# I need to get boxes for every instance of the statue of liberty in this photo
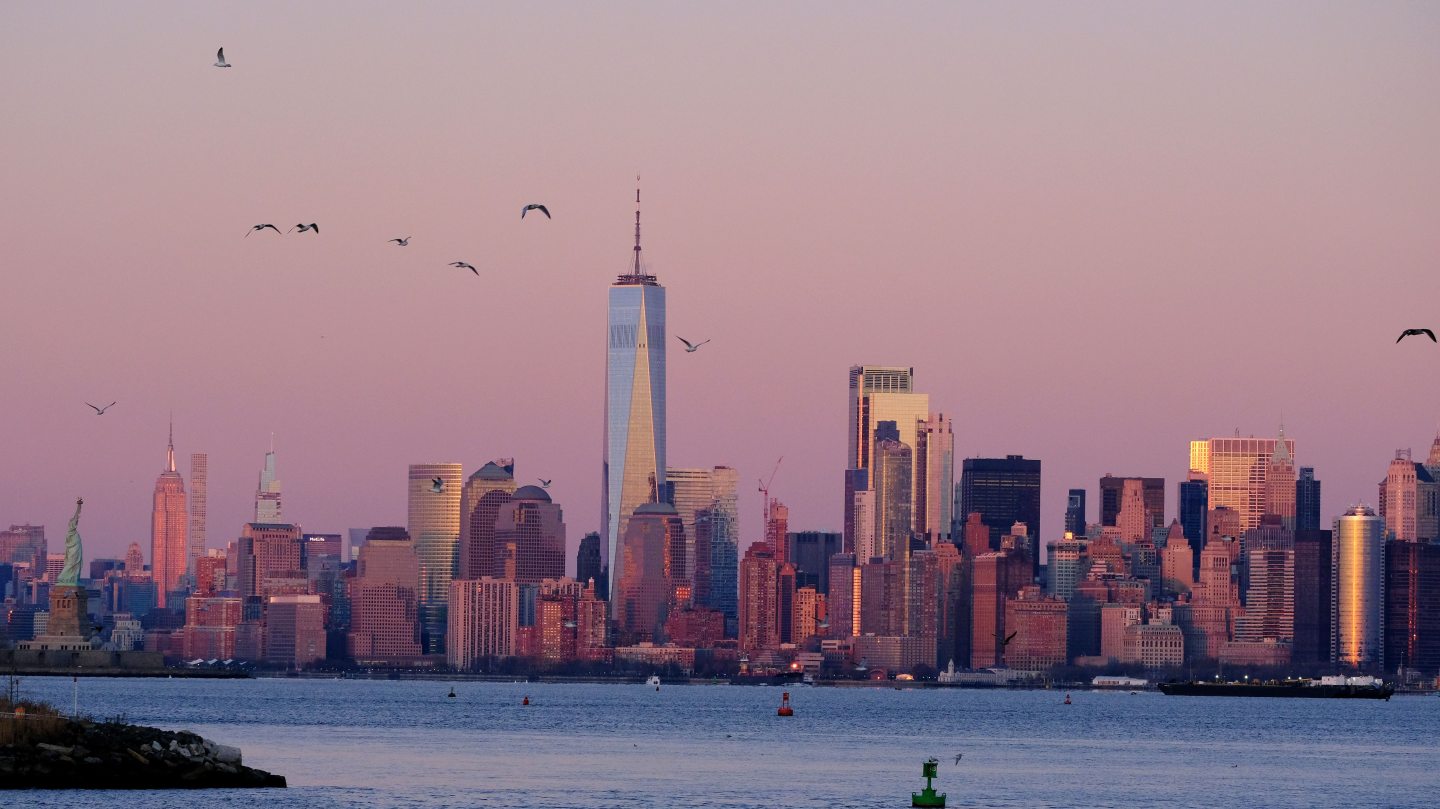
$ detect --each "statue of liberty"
[57,497,83,587]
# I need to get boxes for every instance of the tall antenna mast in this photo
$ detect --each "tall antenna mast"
[633,174,642,273]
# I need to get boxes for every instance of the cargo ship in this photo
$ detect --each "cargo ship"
[1159,675,1393,700]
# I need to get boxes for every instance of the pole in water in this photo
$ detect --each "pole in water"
[72,668,79,716]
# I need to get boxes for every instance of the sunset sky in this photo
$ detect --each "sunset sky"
[4,2,1439,562]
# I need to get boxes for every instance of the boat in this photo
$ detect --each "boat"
[646,675,661,690]
[1159,675,1393,700]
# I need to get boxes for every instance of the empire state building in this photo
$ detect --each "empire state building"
[151,422,188,607]
[603,184,666,601]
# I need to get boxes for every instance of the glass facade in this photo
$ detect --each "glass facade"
[1332,506,1384,668]
[1189,436,1295,532]
[408,462,462,654]
[604,278,666,601]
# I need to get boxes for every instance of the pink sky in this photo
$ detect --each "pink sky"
[3,2,1439,563]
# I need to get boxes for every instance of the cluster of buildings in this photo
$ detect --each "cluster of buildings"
[4,206,1440,683]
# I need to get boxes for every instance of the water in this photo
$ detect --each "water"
[10,677,1438,808]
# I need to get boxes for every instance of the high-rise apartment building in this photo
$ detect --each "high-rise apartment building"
[970,548,1029,668]
[493,485,566,584]
[604,189,666,602]
[1188,430,1295,533]
[915,414,955,544]
[150,423,188,608]
[447,577,518,668]
[1379,450,1439,542]
[1332,506,1385,669]
[188,452,207,575]
[958,456,1041,577]
[739,543,781,652]
[408,462,462,654]
[255,441,282,523]
[1098,476,1164,531]
[1064,489,1087,535]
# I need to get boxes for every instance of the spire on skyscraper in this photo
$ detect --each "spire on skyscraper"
[1273,422,1292,464]
[166,413,175,472]
[633,174,642,273]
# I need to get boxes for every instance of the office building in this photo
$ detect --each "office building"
[1177,472,1209,573]
[188,452,207,574]
[458,459,517,580]
[1384,540,1440,676]
[1293,528,1333,665]
[150,423,188,608]
[1379,450,1439,543]
[264,594,325,669]
[786,531,842,593]
[255,441,282,523]
[958,456,1041,577]
[408,462,463,654]
[493,485,566,583]
[1064,489,1087,535]
[604,188,667,601]
[577,532,604,593]
[613,502,686,644]
[349,528,421,662]
[1098,476,1164,531]
[915,414,955,544]
[1189,430,1296,532]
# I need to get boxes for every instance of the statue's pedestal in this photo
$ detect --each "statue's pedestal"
[18,585,95,651]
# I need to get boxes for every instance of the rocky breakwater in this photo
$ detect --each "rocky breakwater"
[1,709,285,789]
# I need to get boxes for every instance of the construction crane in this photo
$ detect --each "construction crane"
[758,456,783,546]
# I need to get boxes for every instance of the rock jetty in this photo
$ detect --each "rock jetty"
[1,716,285,789]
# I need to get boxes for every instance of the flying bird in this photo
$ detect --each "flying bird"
[677,336,711,353]
[245,224,281,237]
[288,223,319,234]
[954,753,963,766]
[213,47,231,68]
[1396,328,1436,344]
[430,477,444,493]
[450,261,478,275]
[538,478,552,488]
[389,237,411,246]
[995,631,1018,648]
[520,204,551,220]
[86,402,116,415]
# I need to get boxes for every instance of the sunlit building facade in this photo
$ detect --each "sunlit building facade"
[458,459,517,580]
[1188,431,1295,533]
[1332,506,1385,669]
[187,452,207,575]
[255,443,282,523]
[151,424,188,608]
[408,462,463,654]
[604,203,666,601]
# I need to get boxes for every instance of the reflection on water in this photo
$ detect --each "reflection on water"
[11,677,1439,808]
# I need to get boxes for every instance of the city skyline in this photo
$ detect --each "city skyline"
[4,3,1440,563]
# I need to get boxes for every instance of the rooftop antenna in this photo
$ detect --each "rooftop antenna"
[633,174,642,274]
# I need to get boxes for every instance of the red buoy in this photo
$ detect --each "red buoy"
[1063,693,1071,705]
[523,695,530,706]
[777,691,794,717]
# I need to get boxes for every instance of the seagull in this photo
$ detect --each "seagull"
[1396,328,1436,344]
[538,478,552,488]
[954,753,963,766]
[245,224,281,237]
[213,47,231,68]
[389,237,411,246]
[288,223,319,234]
[520,204,551,220]
[995,630,1018,648]
[677,336,711,353]
[86,402,116,415]
[450,261,478,275]
[430,477,444,493]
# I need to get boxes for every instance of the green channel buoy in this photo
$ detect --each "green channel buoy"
[912,757,946,807]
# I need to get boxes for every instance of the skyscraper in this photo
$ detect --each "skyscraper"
[604,187,666,602]
[958,456,1041,577]
[1384,540,1440,676]
[1064,489,1087,535]
[1332,505,1385,669]
[188,452,207,575]
[613,502,686,643]
[1378,449,1439,542]
[150,422,187,608]
[665,466,739,592]
[255,440,282,523]
[576,532,604,594]
[915,414,955,545]
[1178,472,1209,573]
[1264,431,1297,529]
[1296,467,1321,533]
[872,424,914,562]
[349,527,422,663]
[408,462,462,654]
[1098,476,1164,531]
[1293,528,1333,665]
[458,460,517,580]
[493,485,566,584]
[1188,429,1295,532]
